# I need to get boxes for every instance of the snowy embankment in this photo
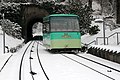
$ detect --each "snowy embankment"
[0,26,24,70]
[0,27,24,54]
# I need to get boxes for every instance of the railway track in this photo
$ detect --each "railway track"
[36,42,119,80]
[19,41,49,80]
[19,41,33,80]
[36,41,49,80]
[29,41,36,80]
[74,54,120,73]
[0,54,13,72]
[61,53,120,80]
[1,41,119,80]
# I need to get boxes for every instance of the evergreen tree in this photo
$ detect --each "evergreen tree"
[0,3,22,39]
[117,0,120,24]
[41,1,93,35]
[1,19,22,39]
[66,2,93,35]
[88,25,100,35]
[0,3,21,24]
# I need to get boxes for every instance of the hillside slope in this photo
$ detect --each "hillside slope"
[0,26,24,53]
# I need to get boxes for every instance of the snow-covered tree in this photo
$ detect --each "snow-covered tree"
[0,3,21,24]
[66,2,93,35]
[41,1,93,35]
[0,3,22,39]
[1,19,22,39]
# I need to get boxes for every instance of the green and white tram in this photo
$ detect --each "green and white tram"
[43,14,81,52]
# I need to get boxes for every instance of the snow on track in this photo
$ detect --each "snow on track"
[0,41,32,80]
[0,41,119,80]
[62,53,120,80]
[19,41,48,80]
[37,43,117,80]
[77,53,120,71]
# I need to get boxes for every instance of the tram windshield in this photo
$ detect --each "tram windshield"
[50,17,79,31]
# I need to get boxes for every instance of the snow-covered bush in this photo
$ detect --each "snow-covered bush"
[10,47,17,53]
[88,25,100,35]
[0,19,22,39]
[0,3,21,24]
[10,43,24,53]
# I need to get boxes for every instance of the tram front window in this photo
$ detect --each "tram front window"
[51,17,79,31]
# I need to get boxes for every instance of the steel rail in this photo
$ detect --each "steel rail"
[61,54,115,80]
[74,54,120,73]
[19,41,33,80]
[0,54,13,72]
[37,41,49,80]
[29,41,36,80]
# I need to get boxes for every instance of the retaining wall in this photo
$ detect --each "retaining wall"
[87,45,120,64]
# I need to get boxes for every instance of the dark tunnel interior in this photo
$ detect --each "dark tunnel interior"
[26,17,43,42]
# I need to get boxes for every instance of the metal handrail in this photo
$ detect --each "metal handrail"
[87,40,96,45]
[84,32,120,46]
[107,32,117,38]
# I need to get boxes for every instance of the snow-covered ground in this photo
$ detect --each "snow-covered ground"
[0,41,120,80]
[0,26,24,74]
[1,40,120,80]
[0,26,24,54]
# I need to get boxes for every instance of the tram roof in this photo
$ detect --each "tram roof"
[43,14,79,22]
[48,14,79,17]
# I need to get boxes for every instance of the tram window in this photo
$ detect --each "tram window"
[51,17,79,31]
[43,23,50,33]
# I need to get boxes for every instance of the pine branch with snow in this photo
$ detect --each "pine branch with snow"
[0,19,22,40]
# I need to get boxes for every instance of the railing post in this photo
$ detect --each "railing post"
[103,18,106,45]
[117,33,119,45]
[2,13,5,54]
[96,38,98,45]
[107,37,109,45]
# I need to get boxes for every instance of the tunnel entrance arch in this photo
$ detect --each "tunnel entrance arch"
[21,4,49,43]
